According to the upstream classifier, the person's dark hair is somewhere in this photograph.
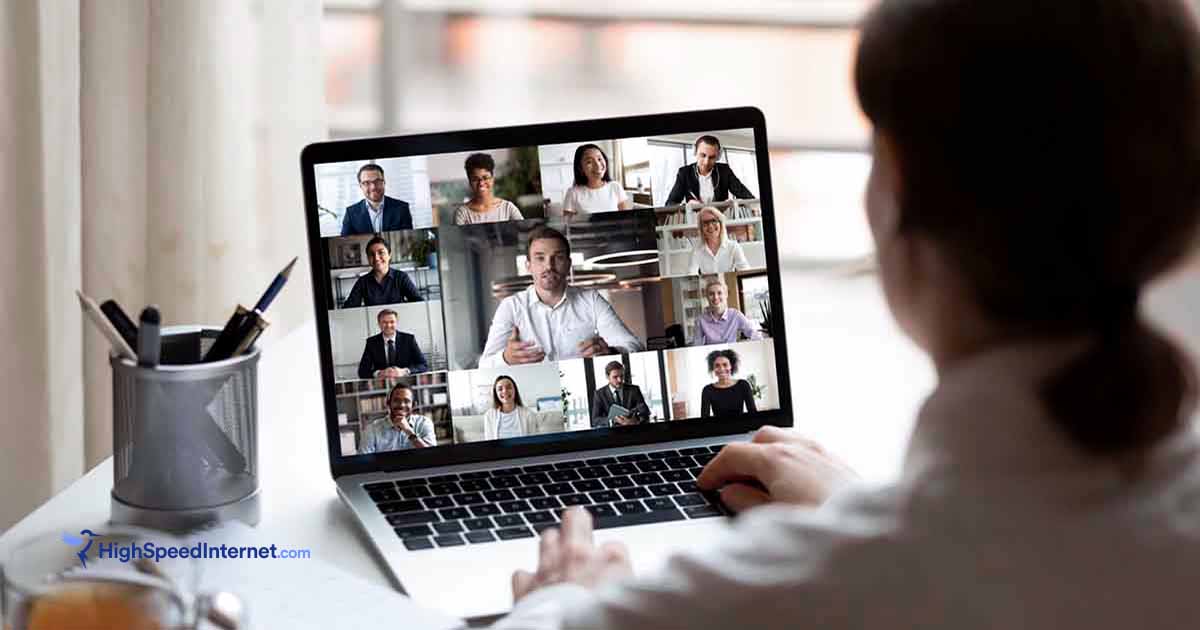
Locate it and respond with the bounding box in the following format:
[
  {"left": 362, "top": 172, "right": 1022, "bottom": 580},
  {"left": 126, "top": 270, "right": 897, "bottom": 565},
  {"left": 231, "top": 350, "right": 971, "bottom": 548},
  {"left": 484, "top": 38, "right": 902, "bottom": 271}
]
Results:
[
  {"left": 706, "top": 349, "right": 739, "bottom": 375},
  {"left": 694, "top": 135, "right": 722, "bottom": 156},
  {"left": 855, "top": 0, "right": 1200, "bottom": 455},
  {"left": 376, "top": 308, "right": 398, "bottom": 322},
  {"left": 525, "top": 225, "right": 571, "bottom": 259},
  {"left": 604, "top": 361, "right": 624, "bottom": 377},
  {"left": 572, "top": 144, "right": 612, "bottom": 187},
  {"left": 357, "top": 163, "right": 384, "bottom": 183},
  {"left": 365, "top": 235, "right": 389, "bottom": 255},
  {"left": 464, "top": 153, "right": 495, "bottom": 177},
  {"left": 388, "top": 381, "right": 414, "bottom": 404},
  {"left": 491, "top": 375, "right": 524, "bottom": 409}
]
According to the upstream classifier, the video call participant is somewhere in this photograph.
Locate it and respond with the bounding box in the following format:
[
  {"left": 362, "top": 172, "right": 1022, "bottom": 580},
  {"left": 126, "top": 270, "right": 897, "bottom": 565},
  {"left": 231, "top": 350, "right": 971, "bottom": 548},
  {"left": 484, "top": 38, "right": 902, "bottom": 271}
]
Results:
[
  {"left": 357, "top": 309, "right": 429, "bottom": 378},
  {"left": 694, "top": 279, "right": 763, "bottom": 345},
  {"left": 689, "top": 206, "right": 750, "bottom": 275},
  {"left": 342, "top": 236, "right": 424, "bottom": 307},
  {"left": 561, "top": 144, "right": 632, "bottom": 214},
  {"left": 479, "top": 225, "right": 643, "bottom": 367},
  {"left": 359, "top": 382, "right": 436, "bottom": 453},
  {"left": 700, "top": 348, "right": 757, "bottom": 417},
  {"left": 454, "top": 153, "right": 526, "bottom": 225},
  {"left": 665, "top": 135, "right": 755, "bottom": 205},
  {"left": 483, "top": 375, "right": 539, "bottom": 440},
  {"left": 341, "top": 164, "right": 414, "bottom": 235},
  {"left": 591, "top": 361, "right": 648, "bottom": 428}
]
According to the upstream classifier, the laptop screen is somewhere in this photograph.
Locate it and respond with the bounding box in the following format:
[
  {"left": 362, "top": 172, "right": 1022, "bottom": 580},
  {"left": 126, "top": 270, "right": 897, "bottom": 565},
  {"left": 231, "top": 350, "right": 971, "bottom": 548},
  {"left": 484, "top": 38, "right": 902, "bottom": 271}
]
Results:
[{"left": 305, "top": 112, "right": 788, "bottom": 469}]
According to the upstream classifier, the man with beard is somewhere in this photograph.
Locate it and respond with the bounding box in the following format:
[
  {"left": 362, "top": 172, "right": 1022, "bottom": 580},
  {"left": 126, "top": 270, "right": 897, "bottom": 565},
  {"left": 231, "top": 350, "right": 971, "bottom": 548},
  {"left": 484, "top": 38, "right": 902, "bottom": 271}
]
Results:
[
  {"left": 359, "top": 382, "right": 436, "bottom": 453},
  {"left": 341, "top": 164, "right": 414, "bottom": 235},
  {"left": 478, "top": 225, "right": 643, "bottom": 367}
]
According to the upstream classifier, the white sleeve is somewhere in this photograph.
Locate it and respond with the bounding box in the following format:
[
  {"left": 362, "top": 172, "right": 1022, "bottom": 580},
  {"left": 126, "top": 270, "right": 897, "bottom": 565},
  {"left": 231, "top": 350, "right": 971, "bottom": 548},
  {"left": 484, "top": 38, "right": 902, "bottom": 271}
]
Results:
[
  {"left": 613, "top": 181, "right": 628, "bottom": 203},
  {"left": 479, "top": 298, "right": 518, "bottom": 368},
  {"left": 453, "top": 206, "right": 469, "bottom": 225},
  {"left": 417, "top": 417, "right": 437, "bottom": 446},
  {"left": 593, "top": 291, "right": 643, "bottom": 353},
  {"left": 561, "top": 188, "right": 579, "bottom": 213},
  {"left": 731, "top": 240, "right": 750, "bottom": 271},
  {"left": 687, "top": 244, "right": 702, "bottom": 275}
]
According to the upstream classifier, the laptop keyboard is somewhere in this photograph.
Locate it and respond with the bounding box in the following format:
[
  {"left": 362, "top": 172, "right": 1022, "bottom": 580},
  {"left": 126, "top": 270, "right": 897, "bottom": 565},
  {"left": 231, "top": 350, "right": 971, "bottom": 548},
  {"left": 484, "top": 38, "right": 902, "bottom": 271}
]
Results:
[{"left": 363, "top": 445, "right": 727, "bottom": 551}]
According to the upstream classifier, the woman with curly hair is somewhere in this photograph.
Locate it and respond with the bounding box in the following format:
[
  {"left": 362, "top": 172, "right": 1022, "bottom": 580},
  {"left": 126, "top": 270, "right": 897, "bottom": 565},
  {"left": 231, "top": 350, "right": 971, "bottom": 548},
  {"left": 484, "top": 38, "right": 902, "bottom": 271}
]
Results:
[{"left": 700, "top": 348, "right": 757, "bottom": 417}]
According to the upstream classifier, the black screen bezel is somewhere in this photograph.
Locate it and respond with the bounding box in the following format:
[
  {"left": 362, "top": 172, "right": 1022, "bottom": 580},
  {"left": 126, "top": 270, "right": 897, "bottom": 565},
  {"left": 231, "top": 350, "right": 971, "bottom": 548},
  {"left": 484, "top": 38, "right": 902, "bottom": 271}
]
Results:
[{"left": 300, "top": 107, "right": 793, "bottom": 479}]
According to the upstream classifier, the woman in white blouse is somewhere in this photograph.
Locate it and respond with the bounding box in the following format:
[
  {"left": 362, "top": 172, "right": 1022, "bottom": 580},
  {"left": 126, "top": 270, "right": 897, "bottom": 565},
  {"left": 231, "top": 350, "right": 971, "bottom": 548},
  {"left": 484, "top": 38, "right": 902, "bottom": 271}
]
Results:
[
  {"left": 688, "top": 206, "right": 749, "bottom": 274},
  {"left": 482, "top": 375, "right": 538, "bottom": 440},
  {"left": 560, "top": 144, "right": 632, "bottom": 215},
  {"left": 493, "top": 1, "right": 1200, "bottom": 628},
  {"left": 454, "top": 152, "right": 524, "bottom": 225}
]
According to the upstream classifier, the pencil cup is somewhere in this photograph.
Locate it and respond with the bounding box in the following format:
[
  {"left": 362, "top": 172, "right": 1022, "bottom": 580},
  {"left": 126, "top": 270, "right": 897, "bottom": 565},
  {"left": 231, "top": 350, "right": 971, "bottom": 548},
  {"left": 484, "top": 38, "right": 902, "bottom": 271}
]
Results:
[{"left": 110, "top": 326, "right": 261, "bottom": 532}]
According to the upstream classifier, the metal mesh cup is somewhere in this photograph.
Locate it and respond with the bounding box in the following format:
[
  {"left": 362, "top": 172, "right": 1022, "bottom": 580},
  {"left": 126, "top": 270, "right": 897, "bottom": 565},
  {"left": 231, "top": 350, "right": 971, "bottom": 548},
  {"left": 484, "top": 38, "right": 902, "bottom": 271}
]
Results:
[{"left": 110, "top": 326, "right": 260, "bottom": 532}]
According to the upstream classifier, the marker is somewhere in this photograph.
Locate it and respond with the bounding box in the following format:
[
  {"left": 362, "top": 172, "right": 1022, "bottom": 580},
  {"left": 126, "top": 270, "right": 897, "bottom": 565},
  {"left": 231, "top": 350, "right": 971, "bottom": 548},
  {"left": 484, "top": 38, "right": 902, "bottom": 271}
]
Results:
[
  {"left": 99, "top": 299, "right": 139, "bottom": 350},
  {"left": 137, "top": 306, "right": 161, "bottom": 368},
  {"left": 77, "top": 290, "right": 136, "bottom": 361}
]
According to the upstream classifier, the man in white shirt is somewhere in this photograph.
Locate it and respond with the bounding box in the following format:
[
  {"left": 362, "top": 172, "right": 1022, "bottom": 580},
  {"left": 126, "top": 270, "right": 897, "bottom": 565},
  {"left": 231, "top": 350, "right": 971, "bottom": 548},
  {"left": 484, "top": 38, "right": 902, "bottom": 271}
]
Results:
[
  {"left": 664, "top": 135, "right": 756, "bottom": 206},
  {"left": 478, "top": 226, "right": 643, "bottom": 367}
]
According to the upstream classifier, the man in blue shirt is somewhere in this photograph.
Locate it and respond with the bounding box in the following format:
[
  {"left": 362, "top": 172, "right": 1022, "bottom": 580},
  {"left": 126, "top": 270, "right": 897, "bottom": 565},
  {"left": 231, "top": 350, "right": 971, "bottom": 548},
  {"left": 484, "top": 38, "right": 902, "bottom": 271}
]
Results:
[
  {"left": 342, "top": 236, "right": 424, "bottom": 308},
  {"left": 341, "top": 164, "right": 414, "bottom": 235},
  {"left": 359, "top": 383, "right": 436, "bottom": 453}
]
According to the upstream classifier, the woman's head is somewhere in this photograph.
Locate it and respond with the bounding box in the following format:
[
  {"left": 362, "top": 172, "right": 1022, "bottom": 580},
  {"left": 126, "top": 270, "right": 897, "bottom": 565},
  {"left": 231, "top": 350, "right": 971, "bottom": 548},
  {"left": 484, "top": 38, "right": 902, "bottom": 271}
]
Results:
[
  {"left": 855, "top": 0, "right": 1200, "bottom": 454},
  {"left": 464, "top": 153, "right": 496, "bottom": 201},
  {"left": 492, "top": 375, "right": 523, "bottom": 409},
  {"left": 696, "top": 207, "right": 726, "bottom": 247},
  {"left": 573, "top": 144, "right": 611, "bottom": 187},
  {"left": 706, "top": 349, "right": 739, "bottom": 380}
]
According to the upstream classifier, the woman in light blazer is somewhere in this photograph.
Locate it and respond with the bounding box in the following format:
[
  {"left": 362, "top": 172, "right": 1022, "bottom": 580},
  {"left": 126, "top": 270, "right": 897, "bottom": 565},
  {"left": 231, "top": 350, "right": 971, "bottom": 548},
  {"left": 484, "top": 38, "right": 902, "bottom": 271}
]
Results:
[{"left": 482, "top": 375, "right": 539, "bottom": 440}]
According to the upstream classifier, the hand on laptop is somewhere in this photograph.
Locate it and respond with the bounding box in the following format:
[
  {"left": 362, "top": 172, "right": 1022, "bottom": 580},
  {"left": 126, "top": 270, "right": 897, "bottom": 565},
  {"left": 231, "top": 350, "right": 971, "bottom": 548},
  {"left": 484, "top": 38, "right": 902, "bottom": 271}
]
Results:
[
  {"left": 503, "top": 326, "right": 546, "bottom": 365},
  {"left": 696, "top": 426, "right": 858, "bottom": 513},
  {"left": 512, "top": 507, "right": 632, "bottom": 602}
]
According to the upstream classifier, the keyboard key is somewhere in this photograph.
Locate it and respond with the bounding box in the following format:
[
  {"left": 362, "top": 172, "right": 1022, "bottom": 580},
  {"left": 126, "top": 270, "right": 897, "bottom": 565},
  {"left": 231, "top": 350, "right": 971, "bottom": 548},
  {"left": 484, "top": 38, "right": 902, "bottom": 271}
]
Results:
[
  {"left": 708, "top": 444, "right": 727, "bottom": 453},
  {"left": 647, "top": 450, "right": 679, "bottom": 460},
  {"left": 632, "top": 472, "right": 664, "bottom": 485},
  {"left": 616, "top": 453, "right": 649, "bottom": 462},
  {"left": 423, "top": 496, "right": 453, "bottom": 509},
  {"left": 615, "top": 501, "right": 647, "bottom": 515},
  {"left": 662, "top": 470, "right": 692, "bottom": 482},
  {"left": 458, "top": 479, "right": 491, "bottom": 492},
  {"left": 461, "top": 471, "right": 492, "bottom": 480},
  {"left": 679, "top": 447, "right": 710, "bottom": 456},
  {"left": 523, "top": 464, "right": 555, "bottom": 473},
  {"left": 619, "top": 487, "right": 651, "bottom": 500},
  {"left": 585, "top": 457, "right": 617, "bottom": 466},
  {"left": 577, "top": 466, "right": 608, "bottom": 479},
  {"left": 586, "top": 504, "right": 618, "bottom": 518},
  {"left": 394, "top": 524, "right": 433, "bottom": 538},
  {"left": 492, "top": 467, "right": 522, "bottom": 477},
  {"left": 453, "top": 493, "right": 485, "bottom": 506},
  {"left": 694, "top": 453, "right": 716, "bottom": 465},
  {"left": 465, "top": 530, "right": 496, "bottom": 544},
  {"left": 490, "top": 476, "right": 521, "bottom": 489},
  {"left": 433, "top": 521, "right": 464, "bottom": 534},
  {"left": 387, "top": 511, "right": 440, "bottom": 526},
  {"left": 589, "top": 490, "right": 620, "bottom": 503},
  {"left": 395, "top": 478, "right": 427, "bottom": 488},
  {"left": 649, "top": 484, "right": 680, "bottom": 497},
  {"left": 439, "top": 507, "right": 470, "bottom": 520},
  {"left": 377, "top": 500, "right": 423, "bottom": 514},
  {"left": 530, "top": 497, "right": 562, "bottom": 510},
  {"left": 674, "top": 494, "right": 707, "bottom": 507},
  {"left": 635, "top": 460, "right": 667, "bottom": 472},
  {"left": 399, "top": 486, "right": 432, "bottom": 499},
  {"left": 678, "top": 481, "right": 699, "bottom": 494},
  {"left": 690, "top": 467, "right": 705, "bottom": 479},
  {"left": 544, "top": 483, "right": 575, "bottom": 496},
  {"left": 602, "top": 476, "right": 634, "bottom": 489},
  {"left": 494, "top": 514, "right": 524, "bottom": 528},
  {"left": 514, "top": 486, "right": 545, "bottom": 499},
  {"left": 368, "top": 489, "right": 400, "bottom": 503},
  {"left": 532, "top": 522, "right": 559, "bottom": 534},
  {"left": 496, "top": 527, "right": 535, "bottom": 540},
  {"left": 560, "top": 493, "right": 591, "bottom": 506},
  {"left": 684, "top": 505, "right": 724, "bottom": 519},
  {"left": 429, "top": 474, "right": 459, "bottom": 483},
  {"left": 645, "top": 498, "right": 675, "bottom": 511},
  {"left": 500, "top": 500, "right": 532, "bottom": 513},
  {"left": 548, "top": 469, "right": 581, "bottom": 482},
  {"left": 470, "top": 504, "right": 502, "bottom": 517},
  {"left": 608, "top": 463, "right": 638, "bottom": 475},
  {"left": 403, "top": 537, "right": 434, "bottom": 551},
  {"left": 430, "top": 482, "right": 461, "bottom": 495},
  {"left": 525, "top": 511, "right": 557, "bottom": 525},
  {"left": 666, "top": 456, "right": 696, "bottom": 469},
  {"left": 484, "top": 489, "right": 515, "bottom": 502},
  {"left": 434, "top": 534, "right": 466, "bottom": 547},
  {"left": 462, "top": 518, "right": 494, "bottom": 531},
  {"left": 364, "top": 481, "right": 394, "bottom": 492},
  {"left": 518, "top": 473, "right": 551, "bottom": 486},
  {"left": 573, "top": 479, "right": 603, "bottom": 492},
  {"left": 553, "top": 460, "right": 586, "bottom": 469},
  {"left": 593, "top": 507, "right": 686, "bottom": 530}
]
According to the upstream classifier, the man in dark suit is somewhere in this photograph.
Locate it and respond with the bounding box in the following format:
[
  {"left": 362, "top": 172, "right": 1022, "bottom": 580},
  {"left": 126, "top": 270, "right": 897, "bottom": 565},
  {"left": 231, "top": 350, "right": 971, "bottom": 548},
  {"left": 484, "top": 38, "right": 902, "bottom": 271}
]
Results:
[
  {"left": 665, "top": 135, "right": 756, "bottom": 205},
  {"left": 357, "top": 308, "right": 429, "bottom": 379},
  {"left": 341, "top": 164, "right": 414, "bottom": 235},
  {"left": 591, "top": 361, "right": 648, "bottom": 428}
]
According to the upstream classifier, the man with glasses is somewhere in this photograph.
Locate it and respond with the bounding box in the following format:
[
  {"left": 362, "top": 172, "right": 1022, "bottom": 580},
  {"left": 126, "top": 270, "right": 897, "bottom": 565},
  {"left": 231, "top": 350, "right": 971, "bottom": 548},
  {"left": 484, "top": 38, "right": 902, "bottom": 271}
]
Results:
[{"left": 341, "top": 164, "right": 414, "bottom": 235}]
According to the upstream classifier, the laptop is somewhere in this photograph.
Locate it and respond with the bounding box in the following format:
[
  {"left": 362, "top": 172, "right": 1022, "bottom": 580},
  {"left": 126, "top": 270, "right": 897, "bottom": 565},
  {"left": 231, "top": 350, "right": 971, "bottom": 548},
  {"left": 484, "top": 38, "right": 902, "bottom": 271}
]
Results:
[{"left": 300, "top": 107, "right": 793, "bottom": 619}]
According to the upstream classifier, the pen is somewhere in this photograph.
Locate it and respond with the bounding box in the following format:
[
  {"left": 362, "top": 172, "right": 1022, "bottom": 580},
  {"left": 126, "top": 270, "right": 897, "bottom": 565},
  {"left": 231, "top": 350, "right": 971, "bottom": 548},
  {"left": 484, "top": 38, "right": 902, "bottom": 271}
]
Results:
[
  {"left": 203, "top": 257, "right": 297, "bottom": 362},
  {"left": 77, "top": 290, "right": 136, "bottom": 361},
  {"left": 137, "top": 306, "right": 161, "bottom": 368},
  {"left": 99, "top": 299, "right": 139, "bottom": 350},
  {"left": 253, "top": 256, "right": 298, "bottom": 313}
]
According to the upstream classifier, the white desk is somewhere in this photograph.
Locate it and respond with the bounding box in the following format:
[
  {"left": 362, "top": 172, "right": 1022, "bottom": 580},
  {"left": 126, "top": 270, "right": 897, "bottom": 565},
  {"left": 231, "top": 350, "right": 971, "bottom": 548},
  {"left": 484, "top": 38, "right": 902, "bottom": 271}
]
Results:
[{"left": 0, "top": 267, "right": 931, "bottom": 595}]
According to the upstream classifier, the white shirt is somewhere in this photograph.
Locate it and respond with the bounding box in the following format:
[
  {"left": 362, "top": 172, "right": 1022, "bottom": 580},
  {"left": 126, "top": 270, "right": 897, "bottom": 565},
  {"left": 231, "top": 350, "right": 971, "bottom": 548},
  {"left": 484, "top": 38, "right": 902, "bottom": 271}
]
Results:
[
  {"left": 479, "top": 286, "right": 644, "bottom": 367},
  {"left": 562, "top": 182, "right": 628, "bottom": 214},
  {"left": 698, "top": 169, "right": 715, "bottom": 203},
  {"left": 495, "top": 409, "right": 524, "bottom": 439},
  {"left": 366, "top": 198, "right": 384, "bottom": 233},
  {"left": 687, "top": 237, "right": 750, "bottom": 275},
  {"left": 492, "top": 341, "right": 1200, "bottom": 629}
]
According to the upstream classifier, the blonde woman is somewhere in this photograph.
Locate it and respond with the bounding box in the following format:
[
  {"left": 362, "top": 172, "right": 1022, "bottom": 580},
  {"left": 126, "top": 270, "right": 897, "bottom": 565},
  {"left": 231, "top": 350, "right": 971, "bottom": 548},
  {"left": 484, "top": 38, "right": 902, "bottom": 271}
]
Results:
[
  {"left": 687, "top": 206, "right": 749, "bottom": 274},
  {"left": 482, "top": 375, "right": 539, "bottom": 440}
]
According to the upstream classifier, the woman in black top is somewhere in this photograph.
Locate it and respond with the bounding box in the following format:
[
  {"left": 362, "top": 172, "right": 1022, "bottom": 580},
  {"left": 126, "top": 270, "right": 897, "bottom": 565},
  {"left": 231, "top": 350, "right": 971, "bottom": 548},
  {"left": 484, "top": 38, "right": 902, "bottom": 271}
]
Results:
[{"left": 700, "top": 348, "right": 757, "bottom": 417}]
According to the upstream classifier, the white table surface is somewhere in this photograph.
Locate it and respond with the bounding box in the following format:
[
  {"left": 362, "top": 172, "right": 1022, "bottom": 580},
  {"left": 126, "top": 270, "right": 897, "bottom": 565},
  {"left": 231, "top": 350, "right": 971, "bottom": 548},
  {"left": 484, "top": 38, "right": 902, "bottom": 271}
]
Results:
[{"left": 0, "top": 267, "right": 932, "bottom": 595}]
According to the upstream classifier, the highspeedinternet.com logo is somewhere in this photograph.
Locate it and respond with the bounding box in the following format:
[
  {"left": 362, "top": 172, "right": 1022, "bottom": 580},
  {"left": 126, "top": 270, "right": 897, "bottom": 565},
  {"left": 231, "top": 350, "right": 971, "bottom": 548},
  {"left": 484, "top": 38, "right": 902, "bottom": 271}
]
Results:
[{"left": 61, "top": 529, "right": 312, "bottom": 568}]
